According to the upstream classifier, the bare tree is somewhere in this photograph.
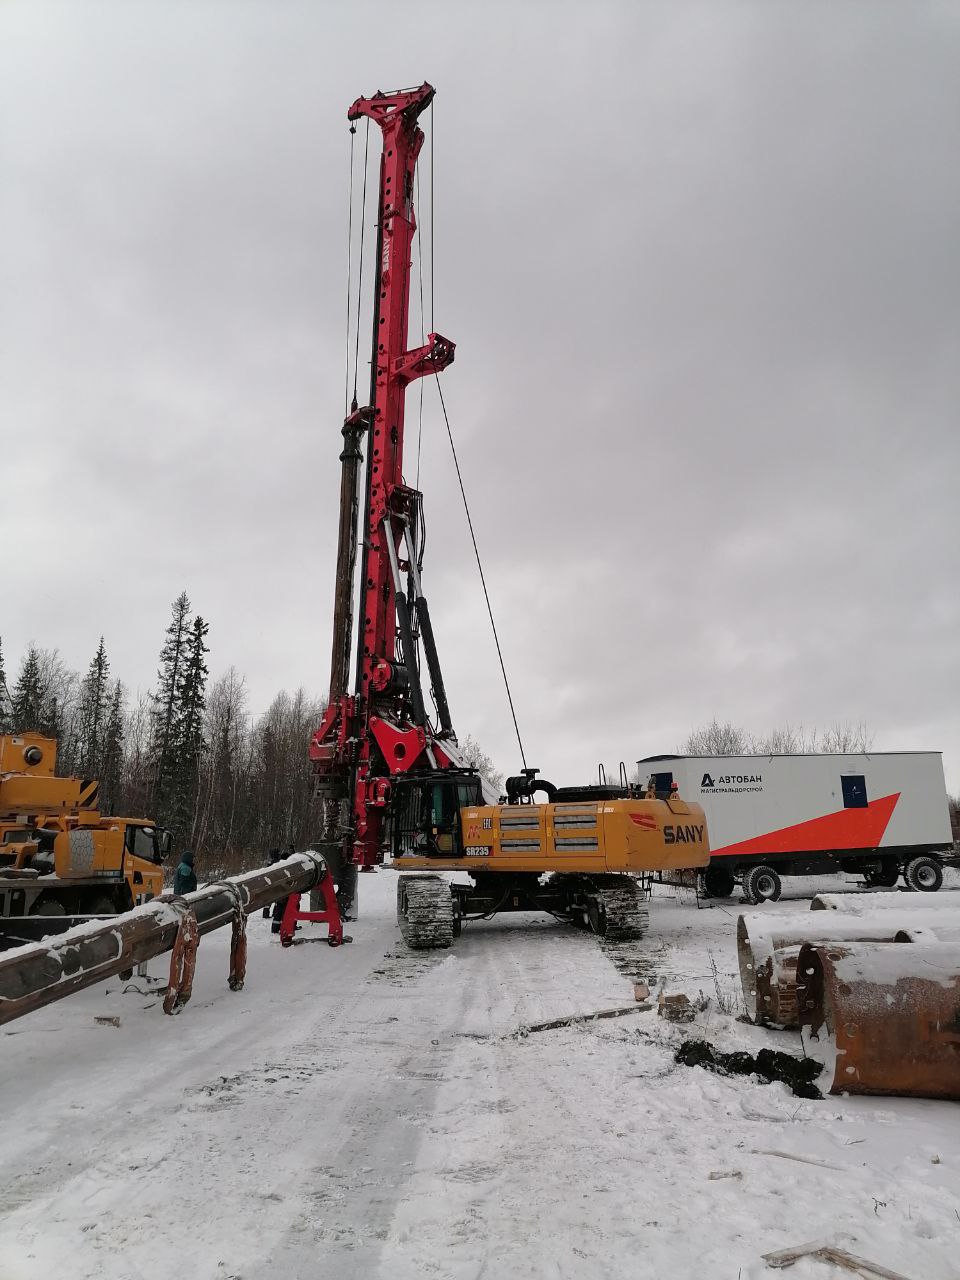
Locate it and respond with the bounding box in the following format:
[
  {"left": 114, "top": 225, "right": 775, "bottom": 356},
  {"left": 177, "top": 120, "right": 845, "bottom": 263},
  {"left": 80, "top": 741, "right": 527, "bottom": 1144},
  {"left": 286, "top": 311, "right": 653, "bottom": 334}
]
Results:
[
  {"left": 817, "top": 722, "right": 874, "bottom": 753},
  {"left": 194, "top": 667, "right": 249, "bottom": 857},
  {"left": 751, "top": 723, "right": 820, "bottom": 753},
  {"left": 459, "top": 734, "right": 504, "bottom": 791},
  {"left": 683, "top": 718, "right": 875, "bottom": 757},
  {"left": 121, "top": 691, "right": 152, "bottom": 817},
  {"left": 682, "top": 719, "right": 751, "bottom": 755}
]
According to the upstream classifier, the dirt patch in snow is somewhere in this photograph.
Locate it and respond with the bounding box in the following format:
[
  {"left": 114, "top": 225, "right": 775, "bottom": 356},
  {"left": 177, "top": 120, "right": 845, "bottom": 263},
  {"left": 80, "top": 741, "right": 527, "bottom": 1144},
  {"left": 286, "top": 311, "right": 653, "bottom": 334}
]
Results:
[{"left": 676, "top": 1037, "right": 825, "bottom": 1099}]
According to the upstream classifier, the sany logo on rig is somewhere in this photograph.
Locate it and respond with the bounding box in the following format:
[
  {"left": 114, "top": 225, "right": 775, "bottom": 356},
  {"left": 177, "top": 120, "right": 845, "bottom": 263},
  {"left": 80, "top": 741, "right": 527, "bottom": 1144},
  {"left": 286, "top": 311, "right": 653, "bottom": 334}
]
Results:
[
  {"left": 630, "top": 813, "right": 704, "bottom": 844},
  {"left": 700, "top": 772, "right": 763, "bottom": 795},
  {"left": 664, "top": 823, "right": 705, "bottom": 845}
]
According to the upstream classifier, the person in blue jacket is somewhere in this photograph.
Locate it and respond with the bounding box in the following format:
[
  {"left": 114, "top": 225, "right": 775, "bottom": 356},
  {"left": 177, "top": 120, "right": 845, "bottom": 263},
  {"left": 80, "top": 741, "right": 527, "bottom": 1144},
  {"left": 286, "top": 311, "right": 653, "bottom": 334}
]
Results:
[{"left": 173, "top": 849, "right": 197, "bottom": 895}]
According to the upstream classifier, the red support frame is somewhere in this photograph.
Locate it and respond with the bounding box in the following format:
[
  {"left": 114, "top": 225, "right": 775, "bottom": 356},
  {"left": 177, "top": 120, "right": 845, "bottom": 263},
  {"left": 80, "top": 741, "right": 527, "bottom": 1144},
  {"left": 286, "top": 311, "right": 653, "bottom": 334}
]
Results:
[{"left": 279, "top": 874, "right": 345, "bottom": 948}]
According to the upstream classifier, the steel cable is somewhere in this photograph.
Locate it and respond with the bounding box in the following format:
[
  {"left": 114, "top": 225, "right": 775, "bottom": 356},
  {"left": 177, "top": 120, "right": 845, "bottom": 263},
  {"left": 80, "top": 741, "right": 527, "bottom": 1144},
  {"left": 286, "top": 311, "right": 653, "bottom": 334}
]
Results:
[{"left": 433, "top": 375, "right": 527, "bottom": 770}]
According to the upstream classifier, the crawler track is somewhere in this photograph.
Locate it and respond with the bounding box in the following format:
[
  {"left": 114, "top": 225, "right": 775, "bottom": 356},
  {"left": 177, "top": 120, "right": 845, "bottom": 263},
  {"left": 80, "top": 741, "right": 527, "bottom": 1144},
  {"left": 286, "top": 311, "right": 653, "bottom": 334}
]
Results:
[
  {"left": 588, "top": 876, "right": 650, "bottom": 941},
  {"left": 397, "top": 874, "right": 454, "bottom": 950}
]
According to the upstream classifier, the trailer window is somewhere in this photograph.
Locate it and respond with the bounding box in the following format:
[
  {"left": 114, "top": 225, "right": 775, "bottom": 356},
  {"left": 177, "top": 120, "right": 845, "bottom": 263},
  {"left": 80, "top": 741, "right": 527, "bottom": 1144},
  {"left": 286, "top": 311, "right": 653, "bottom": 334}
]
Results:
[{"left": 841, "top": 775, "right": 868, "bottom": 809}]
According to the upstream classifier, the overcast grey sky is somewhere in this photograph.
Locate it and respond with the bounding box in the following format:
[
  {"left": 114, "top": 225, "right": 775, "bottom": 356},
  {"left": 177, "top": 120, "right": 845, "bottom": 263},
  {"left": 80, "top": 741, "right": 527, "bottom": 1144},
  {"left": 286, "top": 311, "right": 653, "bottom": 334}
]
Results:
[{"left": 2, "top": 0, "right": 958, "bottom": 793}]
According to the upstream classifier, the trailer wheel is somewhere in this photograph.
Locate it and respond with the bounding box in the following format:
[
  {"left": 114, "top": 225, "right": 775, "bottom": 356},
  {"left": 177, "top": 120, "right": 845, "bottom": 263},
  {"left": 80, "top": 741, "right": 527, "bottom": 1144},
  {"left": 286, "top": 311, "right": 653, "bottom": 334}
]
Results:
[
  {"left": 743, "top": 865, "right": 782, "bottom": 905},
  {"left": 864, "top": 858, "right": 899, "bottom": 888},
  {"left": 904, "top": 856, "right": 943, "bottom": 893},
  {"left": 702, "top": 866, "right": 735, "bottom": 899}
]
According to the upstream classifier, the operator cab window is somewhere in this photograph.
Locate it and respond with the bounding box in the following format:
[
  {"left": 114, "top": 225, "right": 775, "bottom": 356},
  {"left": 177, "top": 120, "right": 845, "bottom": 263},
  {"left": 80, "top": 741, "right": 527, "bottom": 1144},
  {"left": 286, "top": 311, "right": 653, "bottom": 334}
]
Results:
[
  {"left": 652, "top": 772, "right": 674, "bottom": 800},
  {"left": 841, "top": 775, "right": 868, "bottom": 809},
  {"left": 126, "top": 826, "right": 159, "bottom": 860}
]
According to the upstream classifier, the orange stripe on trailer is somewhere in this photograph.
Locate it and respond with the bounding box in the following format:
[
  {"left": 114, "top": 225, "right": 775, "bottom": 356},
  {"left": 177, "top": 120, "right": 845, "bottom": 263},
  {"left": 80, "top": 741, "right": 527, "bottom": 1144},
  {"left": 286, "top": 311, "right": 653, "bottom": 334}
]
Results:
[{"left": 711, "top": 792, "right": 900, "bottom": 858}]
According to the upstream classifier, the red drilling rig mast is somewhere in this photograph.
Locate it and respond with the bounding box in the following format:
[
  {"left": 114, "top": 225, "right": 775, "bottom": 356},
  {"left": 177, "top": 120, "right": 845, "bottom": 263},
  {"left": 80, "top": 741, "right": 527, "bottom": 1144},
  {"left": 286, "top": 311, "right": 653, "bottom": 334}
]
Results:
[
  {"left": 304, "top": 82, "right": 708, "bottom": 951},
  {"left": 309, "top": 83, "right": 459, "bottom": 873}
]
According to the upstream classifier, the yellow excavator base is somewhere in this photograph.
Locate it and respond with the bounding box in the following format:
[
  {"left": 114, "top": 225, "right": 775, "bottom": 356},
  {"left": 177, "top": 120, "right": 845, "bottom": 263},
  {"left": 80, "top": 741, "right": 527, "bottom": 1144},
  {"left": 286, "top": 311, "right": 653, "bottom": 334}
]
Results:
[{"left": 391, "top": 796, "right": 709, "bottom": 875}]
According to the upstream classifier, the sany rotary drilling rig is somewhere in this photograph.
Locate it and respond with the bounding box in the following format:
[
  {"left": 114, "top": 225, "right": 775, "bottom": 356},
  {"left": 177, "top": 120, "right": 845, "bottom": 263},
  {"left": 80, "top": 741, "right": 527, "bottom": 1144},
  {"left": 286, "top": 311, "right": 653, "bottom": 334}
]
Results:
[{"left": 309, "top": 83, "right": 709, "bottom": 948}]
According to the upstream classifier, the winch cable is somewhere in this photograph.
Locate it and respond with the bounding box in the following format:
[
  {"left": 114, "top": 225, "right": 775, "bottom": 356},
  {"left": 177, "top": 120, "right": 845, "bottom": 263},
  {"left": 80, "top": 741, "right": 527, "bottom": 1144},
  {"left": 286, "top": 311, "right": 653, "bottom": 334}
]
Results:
[
  {"left": 351, "top": 117, "right": 371, "bottom": 411},
  {"left": 424, "top": 106, "right": 526, "bottom": 767},
  {"left": 433, "top": 374, "right": 528, "bottom": 771}
]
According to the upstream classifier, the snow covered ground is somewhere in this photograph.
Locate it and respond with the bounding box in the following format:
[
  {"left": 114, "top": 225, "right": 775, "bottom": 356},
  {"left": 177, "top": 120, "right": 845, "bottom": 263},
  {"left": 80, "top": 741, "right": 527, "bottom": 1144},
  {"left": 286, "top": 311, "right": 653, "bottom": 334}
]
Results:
[{"left": 2, "top": 871, "right": 958, "bottom": 1280}]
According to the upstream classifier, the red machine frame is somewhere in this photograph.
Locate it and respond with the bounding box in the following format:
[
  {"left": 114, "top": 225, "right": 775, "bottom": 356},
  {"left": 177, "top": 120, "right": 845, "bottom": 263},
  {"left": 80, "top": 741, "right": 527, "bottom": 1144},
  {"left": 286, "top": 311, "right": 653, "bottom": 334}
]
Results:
[{"left": 310, "top": 83, "right": 458, "bottom": 869}]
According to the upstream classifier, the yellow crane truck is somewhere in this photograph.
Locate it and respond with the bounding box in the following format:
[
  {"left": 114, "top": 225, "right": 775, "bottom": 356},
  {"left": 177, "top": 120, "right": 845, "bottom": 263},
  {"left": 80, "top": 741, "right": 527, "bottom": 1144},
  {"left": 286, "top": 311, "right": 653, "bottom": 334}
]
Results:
[{"left": 0, "top": 733, "right": 169, "bottom": 941}]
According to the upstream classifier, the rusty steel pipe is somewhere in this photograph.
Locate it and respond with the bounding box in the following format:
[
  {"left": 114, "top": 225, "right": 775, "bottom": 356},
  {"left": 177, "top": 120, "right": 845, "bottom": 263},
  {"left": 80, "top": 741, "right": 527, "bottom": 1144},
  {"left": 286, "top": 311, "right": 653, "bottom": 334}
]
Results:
[
  {"left": 0, "top": 852, "right": 328, "bottom": 1027},
  {"left": 736, "top": 912, "right": 911, "bottom": 1027},
  {"left": 810, "top": 891, "right": 960, "bottom": 912},
  {"left": 797, "top": 941, "right": 960, "bottom": 1099},
  {"left": 893, "top": 924, "right": 960, "bottom": 945}
]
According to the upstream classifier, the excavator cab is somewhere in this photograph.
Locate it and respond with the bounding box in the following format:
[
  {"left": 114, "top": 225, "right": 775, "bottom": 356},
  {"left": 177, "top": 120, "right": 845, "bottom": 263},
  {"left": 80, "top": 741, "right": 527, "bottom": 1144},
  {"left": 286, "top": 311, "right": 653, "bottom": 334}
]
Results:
[{"left": 389, "top": 770, "right": 484, "bottom": 859}]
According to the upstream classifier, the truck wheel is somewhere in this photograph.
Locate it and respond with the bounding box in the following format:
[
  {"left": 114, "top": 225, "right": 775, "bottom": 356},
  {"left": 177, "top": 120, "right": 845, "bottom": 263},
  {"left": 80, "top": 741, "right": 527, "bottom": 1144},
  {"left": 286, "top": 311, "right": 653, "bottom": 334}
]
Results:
[
  {"left": 29, "top": 896, "right": 67, "bottom": 916},
  {"left": 744, "top": 865, "right": 782, "bottom": 905},
  {"left": 86, "top": 895, "right": 116, "bottom": 916},
  {"left": 702, "top": 866, "right": 735, "bottom": 899},
  {"left": 904, "top": 857, "right": 943, "bottom": 893}
]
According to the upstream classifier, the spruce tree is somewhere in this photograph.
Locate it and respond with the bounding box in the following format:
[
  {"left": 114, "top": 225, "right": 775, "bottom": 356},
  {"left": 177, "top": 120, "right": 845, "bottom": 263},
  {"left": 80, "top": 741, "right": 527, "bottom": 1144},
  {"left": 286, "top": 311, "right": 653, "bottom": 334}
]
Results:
[
  {"left": 100, "top": 680, "right": 126, "bottom": 813},
  {"left": 149, "top": 592, "right": 192, "bottom": 817},
  {"left": 172, "top": 615, "right": 210, "bottom": 839},
  {"left": 0, "top": 638, "right": 11, "bottom": 733},
  {"left": 75, "top": 637, "right": 110, "bottom": 776},
  {"left": 11, "top": 646, "right": 45, "bottom": 734}
]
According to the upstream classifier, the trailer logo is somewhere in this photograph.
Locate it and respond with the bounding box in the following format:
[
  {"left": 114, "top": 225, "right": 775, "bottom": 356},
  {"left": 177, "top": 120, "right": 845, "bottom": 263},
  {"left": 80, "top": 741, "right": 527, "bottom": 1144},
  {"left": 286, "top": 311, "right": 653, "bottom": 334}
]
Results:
[{"left": 701, "top": 772, "right": 763, "bottom": 794}]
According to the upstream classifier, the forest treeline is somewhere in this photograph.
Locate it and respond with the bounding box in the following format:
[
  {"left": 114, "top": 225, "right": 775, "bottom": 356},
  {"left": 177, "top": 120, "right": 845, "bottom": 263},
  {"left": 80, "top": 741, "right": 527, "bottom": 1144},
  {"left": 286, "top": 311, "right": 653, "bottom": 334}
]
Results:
[
  {"left": 0, "top": 594, "right": 324, "bottom": 872},
  {"left": 0, "top": 593, "right": 503, "bottom": 874}
]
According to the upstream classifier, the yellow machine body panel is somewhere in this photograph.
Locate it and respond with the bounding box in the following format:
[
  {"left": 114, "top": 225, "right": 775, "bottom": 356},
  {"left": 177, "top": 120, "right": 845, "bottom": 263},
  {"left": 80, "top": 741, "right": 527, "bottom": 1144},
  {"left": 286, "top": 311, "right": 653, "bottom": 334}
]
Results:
[
  {"left": 0, "top": 733, "right": 99, "bottom": 817},
  {"left": 0, "top": 733, "right": 57, "bottom": 777},
  {"left": 391, "top": 796, "right": 709, "bottom": 874},
  {"left": 50, "top": 818, "right": 163, "bottom": 896}
]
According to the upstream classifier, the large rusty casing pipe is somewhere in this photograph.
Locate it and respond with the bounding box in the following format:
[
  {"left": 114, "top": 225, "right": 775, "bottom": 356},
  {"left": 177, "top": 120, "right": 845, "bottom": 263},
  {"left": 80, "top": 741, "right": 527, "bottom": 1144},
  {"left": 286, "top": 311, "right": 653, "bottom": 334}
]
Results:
[
  {"left": 893, "top": 924, "right": 960, "bottom": 945},
  {"left": 736, "top": 912, "right": 910, "bottom": 1027},
  {"left": 0, "top": 852, "right": 327, "bottom": 1027},
  {"left": 797, "top": 941, "right": 960, "bottom": 1099},
  {"left": 810, "top": 891, "right": 960, "bottom": 912}
]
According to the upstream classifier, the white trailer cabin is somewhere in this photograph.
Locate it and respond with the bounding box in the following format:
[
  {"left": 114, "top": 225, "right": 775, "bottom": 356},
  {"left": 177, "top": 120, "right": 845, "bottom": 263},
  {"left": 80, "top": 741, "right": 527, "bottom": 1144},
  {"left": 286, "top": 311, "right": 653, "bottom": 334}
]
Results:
[{"left": 638, "top": 752, "right": 953, "bottom": 901}]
